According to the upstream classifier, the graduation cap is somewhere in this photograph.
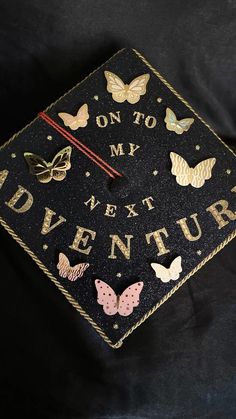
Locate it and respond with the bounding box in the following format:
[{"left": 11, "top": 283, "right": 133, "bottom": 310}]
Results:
[{"left": 0, "top": 48, "right": 235, "bottom": 348}]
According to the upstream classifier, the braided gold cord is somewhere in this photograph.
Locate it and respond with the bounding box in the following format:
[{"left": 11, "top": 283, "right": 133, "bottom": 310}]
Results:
[
  {"left": 115, "top": 230, "right": 236, "bottom": 346},
  {"left": 0, "top": 216, "right": 117, "bottom": 348},
  {"left": 0, "top": 116, "right": 39, "bottom": 151},
  {"left": 0, "top": 48, "right": 235, "bottom": 349},
  {"left": 0, "top": 48, "right": 125, "bottom": 151},
  {"left": 133, "top": 49, "right": 236, "bottom": 158}
]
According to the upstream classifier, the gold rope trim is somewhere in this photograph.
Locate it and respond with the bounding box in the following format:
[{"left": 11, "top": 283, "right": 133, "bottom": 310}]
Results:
[
  {"left": 0, "top": 48, "right": 235, "bottom": 349},
  {"left": 0, "top": 48, "right": 125, "bottom": 152},
  {"left": 0, "top": 216, "right": 120, "bottom": 348},
  {"left": 115, "top": 230, "right": 236, "bottom": 347},
  {"left": 0, "top": 211, "right": 235, "bottom": 349},
  {"left": 133, "top": 49, "right": 236, "bottom": 158}
]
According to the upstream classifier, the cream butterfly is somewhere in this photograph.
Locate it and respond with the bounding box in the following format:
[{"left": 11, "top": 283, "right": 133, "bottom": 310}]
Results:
[
  {"left": 170, "top": 152, "right": 216, "bottom": 188},
  {"left": 164, "top": 107, "right": 194, "bottom": 134},
  {"left": 151, "top": 256, "right": 182, "bottom": 283},
  {"left": 58, "top": 103, "right": 89, "bottom": 130},
  {"left": 104, "top": 71, "right": 150, "bottom": 104}
]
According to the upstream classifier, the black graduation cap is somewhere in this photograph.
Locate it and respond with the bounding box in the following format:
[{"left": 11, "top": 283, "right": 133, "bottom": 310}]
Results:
[{"left": 0, "top": 48, "right": 235, "bottom": 348}]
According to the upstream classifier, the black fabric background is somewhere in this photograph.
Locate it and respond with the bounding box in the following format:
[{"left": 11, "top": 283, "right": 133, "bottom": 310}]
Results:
[{"left": 0, "top": 1, "right": 236, "bottom": 418}]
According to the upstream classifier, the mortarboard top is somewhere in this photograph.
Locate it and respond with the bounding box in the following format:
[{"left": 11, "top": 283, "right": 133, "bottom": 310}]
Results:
[{"left": 0, "top": 48, "right": 235, "bottom": 347}]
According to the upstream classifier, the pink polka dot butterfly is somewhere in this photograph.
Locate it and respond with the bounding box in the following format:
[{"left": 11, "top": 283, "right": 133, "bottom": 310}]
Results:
[{"left": 95, "top": 279, "right": 144, "bottom": 316}]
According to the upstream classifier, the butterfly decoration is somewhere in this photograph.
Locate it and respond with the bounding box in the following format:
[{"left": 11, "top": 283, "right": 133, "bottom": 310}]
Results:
[
  {"left": 95, "top": 279, "right": 143, "bottom": 316},
  {"left": 170, "top": 152, "right": 216, "bottom": 188},
  {"left": 57, "top": 253, "right": 89, "bottom": 281},
  {"left": 151, "top": 256, "right": 182, "bottom": 283},
  {"left": 104, "top": 71, "right": 150, "bottom": 104},
  {"left": 164, "top": 107, "right": 194, "bottom": 134},
  {"left": 58, "top": 103, "right": 89, "bottom": 130},
  {"left": 24, "top": 146, "right": 72, "bottom": 184}
]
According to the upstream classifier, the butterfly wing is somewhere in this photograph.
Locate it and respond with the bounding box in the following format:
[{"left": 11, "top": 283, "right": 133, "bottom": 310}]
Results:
[
  {"left": 58, "top": 112, "right": 78, "bottom": 130},
  {"left": 75, "top": 103, "right": 89, "bottom": 128},
  {"left": 170, "top": 152, "right": 192, "bottom": 186},
  {"left": 104, "top": 71, "right": 127, "bottom": 103},
  {"left": 126, "top": 74, "right": 150, "bottom": 104},
  {"left": 176, "top": 118, "right": 194, "bottom": 134},
  {"left": 165, "top": 108, "right": 194, "bottom": 134},
  {"left": 191, "top": 158, "right": 216, "bottom": 188},
  {"left": 169, "top": 256, "right": 182, "bottom": 280},
  {"left": 51, "top": 146, "right": 72, "bottom": 181},
  {"left": 95, "top": 279, "right": 118, "bottom": 315},
  {"left": 67, "top": 263, "right": 90, "bottom": 281},
  {"left": 164, "top": 108, "right": 177, "bottom": 132},
  {"left": 151, "top": 263, "right": 171, "bottom": 283},
  {"left": 118, "top": 282, "right": 143, "bottom": 316},
  {"left": 24, "top": 152, "right": 52, "bottom": 183},
  {"left": 57, "top": 253, "right": 70, "bottom": 278}
]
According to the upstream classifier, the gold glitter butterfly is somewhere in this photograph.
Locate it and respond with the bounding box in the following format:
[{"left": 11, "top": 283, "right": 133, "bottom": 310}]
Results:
[
  {"left": 170, "top": 152, "right": 216, "bottom": 188},
  {"left": 104, "top": 71, "right": 150, "bottom": 104},
  {"left": 164, "top": 107, "right": 194, "bottom": 134},
  {"left": 58, "top": 103, "right": 89, "bottom": 130},
  {"left": 24, "top": 146, "right": 72, "bottom": 183},
  {"left": 151, "top": 256, "right": 182, "bottom": 283}
]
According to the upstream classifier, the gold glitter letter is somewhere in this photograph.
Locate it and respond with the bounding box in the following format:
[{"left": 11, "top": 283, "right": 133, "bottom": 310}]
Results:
[
  {"left": 105, "top": 204, "right": 117, "bottom": 217},
  {"left": 145, "top": 115, "right": 157, "bottom": 128},
  {"left": 0, "top": 170, "right": 9, "bottom": 189},
  {"left": 146, "top": 228, "right": 170, "bottom": 256},
  {"left": 84, "top": 195, "right": 101, "bottom": 211},
  {"left": 133, "top": 111, "right": 145, "bottom": 125},
  {"left": 206, "top": 199, "right": 236, "bottom": 229},
  {"left": 109, "top": 144, "right": 125, "bottom": 157},
  {"left": 5, "top": 185, "right": 33, "bottom": 213},
  {"left": 109, "top": 111, "right": 121, "bottom": 124},
  {"left": 128, "top": 143, "right": 140, "bottom": 156},
  {"left": 124, "top": 204, "right": 139, "bottom": 218},
  {"left": 96, "top": 115, "right": 108, "bottom": 128},
  {"left": 176, "top": 213, "right": 202, "bottom": 241},
  {"left": 41, "top": 207, "right": 66, "bottom": 235},
  {"left": 142, "top": 196, "right": 155, "bottom": 210},
  {"left": 69, "top": 226, "right": 96, "bottom": 255},
  {"left": 108, "top": 235, "right": 133, "bottom": 259}
]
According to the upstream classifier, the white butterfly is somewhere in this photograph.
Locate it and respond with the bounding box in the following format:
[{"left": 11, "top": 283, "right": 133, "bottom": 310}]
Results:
[
  {"left": 164, "top": 107, "right": 194, "bottom": 134},
  {"left": 151, "top": 256, "right": 182, "bottom": 283},
  {"left": 170, "top": 152, "right": 216, "bottom": 188},
  {"left": 58, "top": 103, "right": 89, "bottom": 130},
  {"left": 104, "top": 71, "right": 150, "bottom": 104}
]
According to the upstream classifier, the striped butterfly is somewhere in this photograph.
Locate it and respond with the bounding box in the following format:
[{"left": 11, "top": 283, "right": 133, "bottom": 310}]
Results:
[{"left": 57, "top": 253, "right": 89, "bottom": 281}]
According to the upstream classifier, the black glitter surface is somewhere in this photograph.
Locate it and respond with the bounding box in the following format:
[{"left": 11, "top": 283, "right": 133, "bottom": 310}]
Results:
[{"left": 0, "top": 48, "right": 235, "bottom": 346}]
